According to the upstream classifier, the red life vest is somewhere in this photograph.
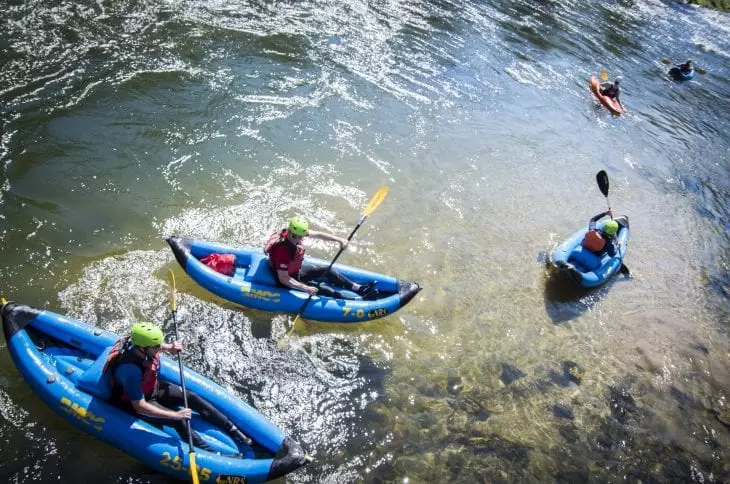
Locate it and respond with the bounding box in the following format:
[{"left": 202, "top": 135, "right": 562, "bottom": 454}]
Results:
[
  {"left": 264, "top": 229, "right": 305, "bottom": 277},
  {"left": 103, "top": 337, "right": 160, "bottom": 401},
  {"left": 582, "top": 230, "right": 606, "bottom": 253}
]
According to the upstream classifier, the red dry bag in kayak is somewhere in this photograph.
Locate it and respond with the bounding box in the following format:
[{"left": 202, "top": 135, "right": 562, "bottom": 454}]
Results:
[{"left": 200, "top": 253, "right": 236, "bottom": 276}]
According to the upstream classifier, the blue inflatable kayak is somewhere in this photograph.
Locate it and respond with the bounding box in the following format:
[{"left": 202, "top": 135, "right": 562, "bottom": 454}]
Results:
[
  {"left": 1, "top": 302, "right": 308, "bottom": 482},
  {"left": 669, "top": 67, "right": 695, "bottom": 80},
  {"left": 166, "top": 237, "right": 422, "bottom": 323},
  {"left": 549, "top": 216, "right": 630, "bottom": 288}
]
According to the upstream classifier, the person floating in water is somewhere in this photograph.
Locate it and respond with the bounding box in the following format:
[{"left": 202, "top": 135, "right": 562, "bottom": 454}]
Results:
[{"left": 599, "top": 76, "right": 623, "bottom": 110}]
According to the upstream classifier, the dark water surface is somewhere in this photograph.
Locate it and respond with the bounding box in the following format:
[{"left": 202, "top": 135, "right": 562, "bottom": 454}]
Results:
[{"left": 1, "top": 0, "right": 729, "bottom": 482}]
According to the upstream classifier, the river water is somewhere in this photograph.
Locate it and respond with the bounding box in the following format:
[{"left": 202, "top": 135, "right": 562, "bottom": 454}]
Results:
[{"left": 1, "top": 0, "right": 729, "bottom": 482}]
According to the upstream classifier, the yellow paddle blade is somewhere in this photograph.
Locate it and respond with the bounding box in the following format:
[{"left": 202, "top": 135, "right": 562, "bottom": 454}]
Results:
[
  {"left": 1, "top": 297, "right": 7, "bottom": 305},
  {"left": 697, "top": 67, "right": 706, "bottom": 75},
  {"left": 189, "top": 452, "right": 200, "bottom": 484},
  {"left": 599, "top": 70, "right": 608, "bottom": 81},
  {"left": 167, "top": 269, "right": 177, "bottom": 313},
  {"left": 661, "top": 58, "right": 672, "bottom": 64},
  {"left": 362, "top": 186, "right": 389, "bottom": 217}
]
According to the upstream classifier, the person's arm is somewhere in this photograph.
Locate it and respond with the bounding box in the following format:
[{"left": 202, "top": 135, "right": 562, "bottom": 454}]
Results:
[
  {"left": 307, "top": 230, "right": 348, "bottom": 249},
  {"left": 588, "top": 210, "right": 611, "bottom": 230},
  {"left": 277, "top": 270, "right": 318, "bottom": 295},
  {"left": 131, "top": 399, "right": 192, "bottom": 420},
  {"left": 161, "top": 341, "right": 182, "bottom": 354}
]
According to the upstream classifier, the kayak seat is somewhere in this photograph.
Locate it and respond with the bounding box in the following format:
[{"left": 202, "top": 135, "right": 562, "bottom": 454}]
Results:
[
  {"left": 568, "top": 245, "right": 602, "bottom": 272},
  {"left": 240, "top": 253, "right": 277, "bottom": 287},
  {"left": 75, "top": 345, "right": 113, "bottom": 400}
]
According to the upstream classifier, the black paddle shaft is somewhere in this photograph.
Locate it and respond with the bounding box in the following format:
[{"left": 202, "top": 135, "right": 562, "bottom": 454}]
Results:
[{"left": 171, "top": 309, "right": 195, "bottom": 450}]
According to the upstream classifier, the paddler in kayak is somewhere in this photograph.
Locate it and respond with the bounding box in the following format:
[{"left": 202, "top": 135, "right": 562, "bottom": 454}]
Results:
[
  {"left": 599, "top": 76, "right": 623, "bottom": 110},
  {"left": 265, "top": 216, "right": 379, "bottom": 300},
  {"left": 679, "top": 59, "right": 694, "bottom": 75},
  {"left": 581, "top": 210, "right": 620, "bottom": 257},
  {"left": 104, "top": 322, "right": 253, "bottom": 451}
]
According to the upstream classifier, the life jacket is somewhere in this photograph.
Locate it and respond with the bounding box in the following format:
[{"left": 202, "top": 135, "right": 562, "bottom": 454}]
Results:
[
  {"left": 582, "top": 230, "right": 606, "bottom": 253},
  {"left": 264, "top": 229, "right": 305, "bottom": 277},
  {"left": 103, "top": 337, "right": 160, "bottom": 401}
]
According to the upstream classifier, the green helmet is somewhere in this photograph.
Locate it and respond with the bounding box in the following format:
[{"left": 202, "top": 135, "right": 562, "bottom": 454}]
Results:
[
  {"left": 130, "top": 322, "right": 164, "bottom": 347},
  {"left": 288, "top": 216, "right": 309, "bottom": 236},
  {"left": 603, "top": 220, "right": 619, "bottom": 236}
]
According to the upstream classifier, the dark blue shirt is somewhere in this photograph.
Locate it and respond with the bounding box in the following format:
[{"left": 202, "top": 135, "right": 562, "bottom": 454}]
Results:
[{"left": 114, "top": 363, "right": 144, "bottom": 401}]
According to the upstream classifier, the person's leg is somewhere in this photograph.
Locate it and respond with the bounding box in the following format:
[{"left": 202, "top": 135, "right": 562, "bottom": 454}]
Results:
[
  {"left": 110, "top": 396, "right": 214, "bottom": 451},
  {"left": 299, "top": 264, "right": 378, "bottom": 299},
  {"left": 155, "top": 381, "right": 252, "bottom": 445},
  {"left": 299, "top": 265, "right": 357, "bottom": 289}
]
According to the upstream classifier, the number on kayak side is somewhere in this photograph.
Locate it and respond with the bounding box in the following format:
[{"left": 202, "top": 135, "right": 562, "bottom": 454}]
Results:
[{"left": 342, "top": 307, "right": 365, "bottom": 318}]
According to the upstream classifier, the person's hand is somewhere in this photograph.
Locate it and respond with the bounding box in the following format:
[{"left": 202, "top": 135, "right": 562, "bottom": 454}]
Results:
[
  {"left": 169, "top": 340, "right": 183, "bottom": 354},
  {"left": 176, "top": 408, "right": 192, "bottom": 421},
  {"left": 606, "top": 209, "right": 613, "bottom": 217},
  {"left": 306, "top": 286, "right": 318, "bottom": 295},
  {"left": 338, "top": 238, "right": 349, "bottom": 249}
]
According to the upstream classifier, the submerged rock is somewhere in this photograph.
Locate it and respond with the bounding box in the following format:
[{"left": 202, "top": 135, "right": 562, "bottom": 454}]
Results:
[
  {"left": 454, "top": 434, "right": 529, "bottom": 462},
  {"left": 500, "top": 363, "right": 526, "bottom": 385},
  {"left": 669, "top": 386, "right": 695, "bottom": 408},
  {"left": 609, "top": 386, "right": 637, "bottom": 424},
  {"left": 447, "top": 375, "right": 464, "bottom": 395},
  {"left": 547, "top": 369, "right": 572, "bottom": 387},
  {"left": 562, "top": 361, "right": 585, "bottom": 384},
  {"left": 553, "top": 404, "right": 575, "bottom": 420},
  {"left": 555, "top": 469, "right": 589, "bottom": 482},
  {"left": 558, "top": 425, "right": 579, "bottom": 443},
  {"left": 690, "top": 342, "right": 709, "bottom": 354},
  {"left": 446, "top": 395, "right": 491, "bottom": 422}
]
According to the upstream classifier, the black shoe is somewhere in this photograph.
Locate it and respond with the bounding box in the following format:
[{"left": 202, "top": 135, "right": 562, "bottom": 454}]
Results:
[
  {"left": 357, "top": 281, "right": 377, "bottom": 298},
  {"left": 231, "top": 428, "right": 253, "bottom": 446}
]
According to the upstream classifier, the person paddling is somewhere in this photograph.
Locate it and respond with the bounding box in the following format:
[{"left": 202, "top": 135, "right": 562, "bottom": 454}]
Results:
[
  {"left": 679, "top": 59, "right": 694, "bottom": 74},
  {"left": 265, "top": 216, "right": 378, "bottom": 300},
  {"left": 104, "top": 322, "right": 252, "bottom": 452},
  {"left": 599, "top": 77, "right": 623, "bottom": 109},
  {"left": 582, "top": 210, "right": 620, "bottom": 257}
]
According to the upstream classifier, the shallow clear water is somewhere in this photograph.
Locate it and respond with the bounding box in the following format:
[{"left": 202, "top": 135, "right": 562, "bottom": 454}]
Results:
[{"left": 1, "top": 0, "right": 729, "bottom": 481}]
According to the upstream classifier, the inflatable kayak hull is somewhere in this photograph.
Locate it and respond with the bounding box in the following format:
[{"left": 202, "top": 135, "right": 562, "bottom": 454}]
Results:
[
  {"left": 166, "top": 237, "right": 421, "bottom": 323},
  {"left": 1, "top": 302, "right": 307, "bottom": 482},
  {"left": 549, "top": 216, "right": 630, "bottom": 288},
  {"left": 590, "top": 76, "right": 623, "bottom": 115},
  {"left": 669, "top": 67, "right": 695, "bottom": 80}
]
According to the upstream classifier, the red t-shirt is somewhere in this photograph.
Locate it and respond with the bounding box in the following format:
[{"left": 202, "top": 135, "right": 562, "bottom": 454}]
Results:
[{"left": 265, "top": 230, "right": 304, "bottom": 279}]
